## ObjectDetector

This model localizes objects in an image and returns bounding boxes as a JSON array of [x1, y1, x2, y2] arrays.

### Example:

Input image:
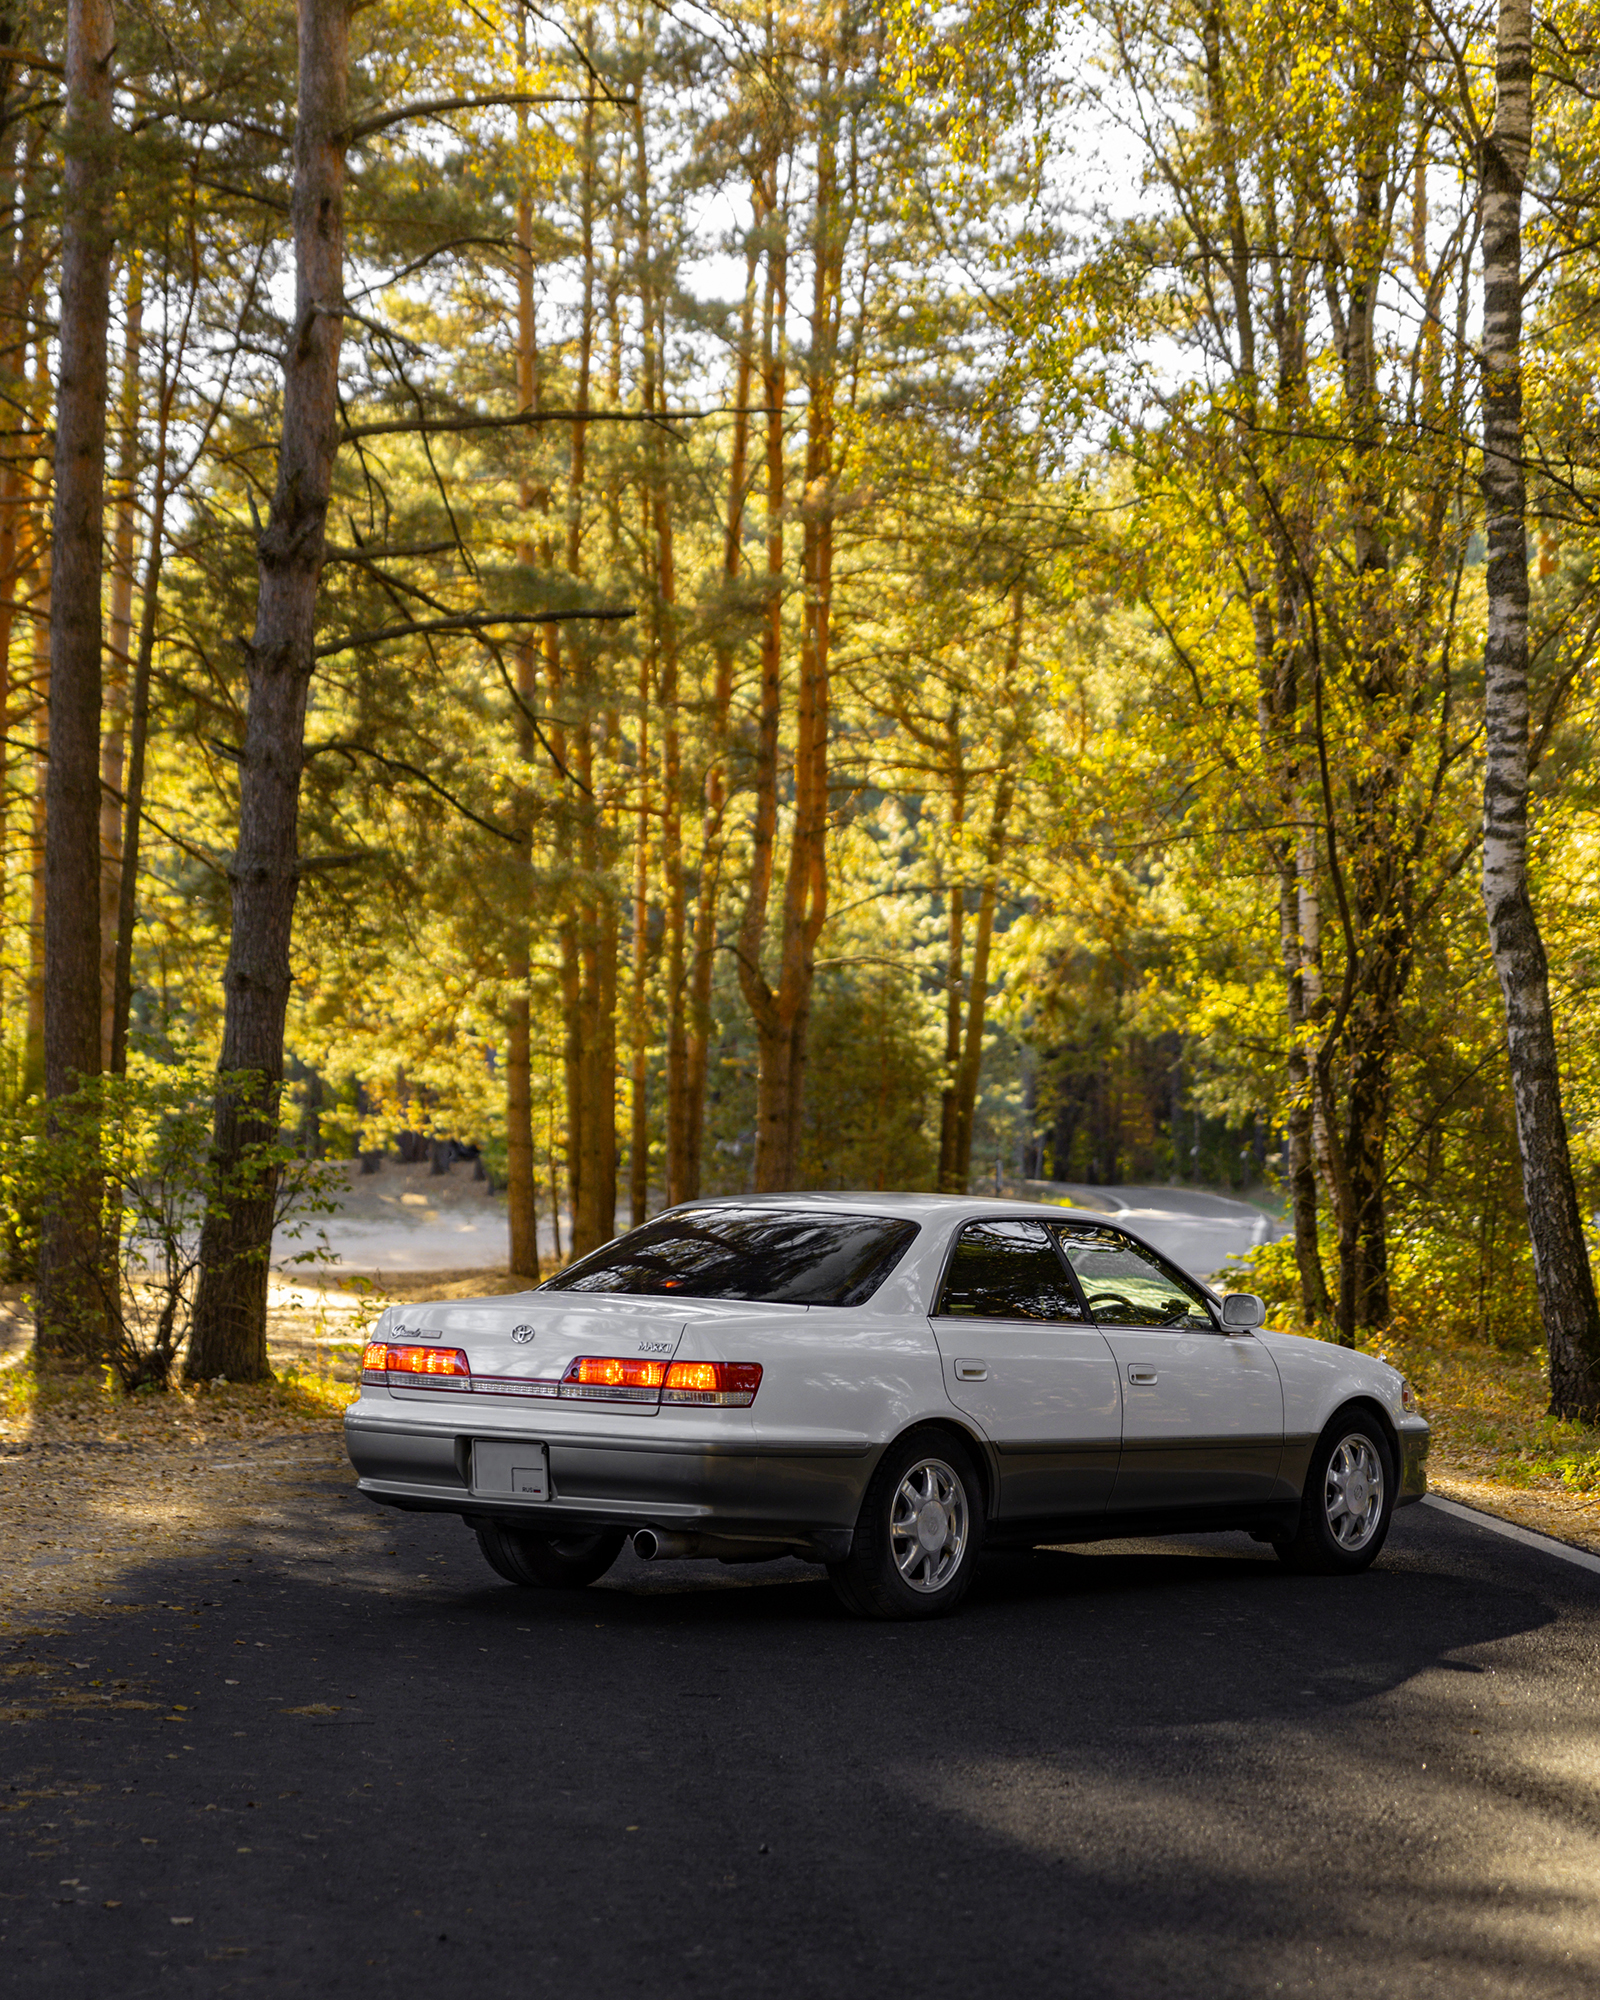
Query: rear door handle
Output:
[[954, 1359, 988, 1381], [1127, 1365, 1158, 1386]]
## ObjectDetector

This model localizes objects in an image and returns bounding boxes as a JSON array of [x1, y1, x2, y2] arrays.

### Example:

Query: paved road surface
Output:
[[270, 1177, 1284, 1285], [6, 1486, 1598, 1998], [1028, 1181, 1287, 1280]]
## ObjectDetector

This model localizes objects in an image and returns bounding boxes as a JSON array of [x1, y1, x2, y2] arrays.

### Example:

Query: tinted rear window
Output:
[[541, 1207, 919, 1307]]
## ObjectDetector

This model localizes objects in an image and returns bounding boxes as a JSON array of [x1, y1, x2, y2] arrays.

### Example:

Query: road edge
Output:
[[1421, 1493, 1600, 1577]]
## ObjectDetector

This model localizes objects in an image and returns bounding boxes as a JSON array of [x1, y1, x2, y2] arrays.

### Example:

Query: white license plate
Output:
[[471, 1440, 549, 1500]]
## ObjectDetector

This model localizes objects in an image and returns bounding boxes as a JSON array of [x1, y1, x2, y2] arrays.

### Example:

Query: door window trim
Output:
[[1048, 1221, 1221, 1332], [931, 1216, 1094, 1322]]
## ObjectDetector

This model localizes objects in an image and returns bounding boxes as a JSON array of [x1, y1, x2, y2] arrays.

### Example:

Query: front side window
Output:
[[541, 1207, 919, 1307], [936, 1221, 1086, 1321], [1052, 1224, 1214, 1329]]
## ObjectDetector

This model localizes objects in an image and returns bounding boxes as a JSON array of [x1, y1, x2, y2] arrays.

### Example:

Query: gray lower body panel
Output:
[[991, 1442, 1118, 1518], [1108, 1435, 1286, 1512], [344, 1417, 876, 1556]]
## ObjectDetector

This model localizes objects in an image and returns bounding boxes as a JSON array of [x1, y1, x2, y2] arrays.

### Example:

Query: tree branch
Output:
[[339, 408, 692, 442], [345, 91, 632, 144], [312, 607, 633, 660]]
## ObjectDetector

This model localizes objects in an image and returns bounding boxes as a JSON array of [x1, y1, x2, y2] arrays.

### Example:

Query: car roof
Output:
[[657, 1191, 1114, 1225]]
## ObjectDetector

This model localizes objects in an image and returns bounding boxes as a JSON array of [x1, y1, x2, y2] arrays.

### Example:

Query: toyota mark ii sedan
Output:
[[344, 1193, 1429, 1619]]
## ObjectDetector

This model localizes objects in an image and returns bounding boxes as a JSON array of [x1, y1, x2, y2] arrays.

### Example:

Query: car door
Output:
[[931, 1220, 1121, 1520], [1051, 1222, 1283, 1512]]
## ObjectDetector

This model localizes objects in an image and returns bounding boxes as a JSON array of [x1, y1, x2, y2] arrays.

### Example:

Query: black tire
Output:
[[828, 1430, 985, 1620], [474, 1520, 626, 1589], [1274, 1409, 1396, 1576]]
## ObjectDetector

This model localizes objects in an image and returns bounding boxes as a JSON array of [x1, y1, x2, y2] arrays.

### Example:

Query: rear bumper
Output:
[[344, 1415, 876, 1559], [1396, 1420, 1429, 1506]]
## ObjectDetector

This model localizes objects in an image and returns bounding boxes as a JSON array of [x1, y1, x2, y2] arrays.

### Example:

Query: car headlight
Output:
[[1399, 1377, 1419, 1414]]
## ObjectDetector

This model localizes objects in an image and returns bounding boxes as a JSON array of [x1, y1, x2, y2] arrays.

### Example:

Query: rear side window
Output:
[[936, 1221, 1086, 1321], [541, 1208, 920, 1307]]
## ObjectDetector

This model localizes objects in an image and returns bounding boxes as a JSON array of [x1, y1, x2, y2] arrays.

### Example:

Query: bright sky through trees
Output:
[[7, 0, 1600, 1410]]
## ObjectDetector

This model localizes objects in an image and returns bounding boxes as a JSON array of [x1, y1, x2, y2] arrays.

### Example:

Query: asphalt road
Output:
[[6, 1480, 1600, 1999]]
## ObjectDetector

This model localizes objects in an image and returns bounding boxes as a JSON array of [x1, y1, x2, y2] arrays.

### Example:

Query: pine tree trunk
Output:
[[953, 603, 1022, 1186], [739, 92, 839, 1193], [36, 0, 116, 1365], [1479, 0, 1600, 1418], [109, 409, 171, 1077], [25, 503, 46, 1081], [629, 640, 652, 1229], [187, 0, 348, 1382], [0, 92, 29, 1024], [561, 54, 612, 1256], [737, 193, 788, 1189], [681, 237, 758, 1203], [506, 995, 539, 1278], [505, 98, 541, 1283], [99, 258, 141, 1066], [656, 437, 686, 1219]]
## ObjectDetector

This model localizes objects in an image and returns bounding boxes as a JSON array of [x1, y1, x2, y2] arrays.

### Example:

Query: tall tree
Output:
[[1478, 0, 1600, 1418], [187, 0, 351, 1381], [36, 0, 116, 1364]]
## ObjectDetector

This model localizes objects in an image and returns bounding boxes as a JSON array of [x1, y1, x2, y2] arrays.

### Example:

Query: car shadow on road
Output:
[[3, 1491, 1591, 2000]]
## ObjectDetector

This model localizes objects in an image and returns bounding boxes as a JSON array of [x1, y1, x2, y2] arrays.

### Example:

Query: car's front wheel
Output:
[[1274, 1410, 1395, 1575], [474, 1521, 626, 1589], [829, 1431, 985, 1620]]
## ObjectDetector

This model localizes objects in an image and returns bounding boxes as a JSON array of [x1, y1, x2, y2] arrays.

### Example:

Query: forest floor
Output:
[[1361, 1324, 1600, 1555], [4, 1282, 1600, 1649]]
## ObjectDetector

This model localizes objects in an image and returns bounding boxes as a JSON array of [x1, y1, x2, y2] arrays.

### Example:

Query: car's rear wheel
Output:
[[1273, 1410, 1395, 1575], [474, 1521, 626, 1589], [829, 1430, 985, 1620]]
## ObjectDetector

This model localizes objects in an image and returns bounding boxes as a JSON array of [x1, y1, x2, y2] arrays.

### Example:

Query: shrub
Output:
[[1, 1062, 341, 1392]]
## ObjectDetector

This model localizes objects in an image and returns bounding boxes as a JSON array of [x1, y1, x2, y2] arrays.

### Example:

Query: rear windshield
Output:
[[541, 1207, 919, 1307]]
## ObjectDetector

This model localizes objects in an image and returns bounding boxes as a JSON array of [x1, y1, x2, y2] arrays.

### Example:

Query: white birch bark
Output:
[[1479, 0, 1600, 1417]]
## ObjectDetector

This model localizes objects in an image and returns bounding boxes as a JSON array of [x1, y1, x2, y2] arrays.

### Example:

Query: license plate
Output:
[[471, 1440, 549, 1501]]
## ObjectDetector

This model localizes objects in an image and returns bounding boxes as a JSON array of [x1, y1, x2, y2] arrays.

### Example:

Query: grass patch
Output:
[[0, 1354, 357, 1447]]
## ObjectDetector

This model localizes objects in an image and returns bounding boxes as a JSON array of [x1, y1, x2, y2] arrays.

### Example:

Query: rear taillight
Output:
[[553, 1357, 763, 1408], [662, 1361, 763, 1407], [561, 1356, 668, 1404], [362, 1343, 471, 1388]]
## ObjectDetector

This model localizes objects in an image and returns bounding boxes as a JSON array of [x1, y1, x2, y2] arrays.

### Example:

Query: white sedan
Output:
[[344, 1194, 1429, 1619]]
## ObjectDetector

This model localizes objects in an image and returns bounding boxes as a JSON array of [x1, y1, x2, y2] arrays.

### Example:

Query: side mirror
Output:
[[1219, 1293, 1266, 1332]]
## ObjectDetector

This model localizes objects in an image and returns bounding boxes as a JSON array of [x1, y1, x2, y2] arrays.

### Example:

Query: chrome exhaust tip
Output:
[[633, 1528, 702, 1561]]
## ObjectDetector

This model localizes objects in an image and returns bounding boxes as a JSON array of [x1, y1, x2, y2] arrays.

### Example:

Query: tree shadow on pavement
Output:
[[3, 1487, 1593, 2000]]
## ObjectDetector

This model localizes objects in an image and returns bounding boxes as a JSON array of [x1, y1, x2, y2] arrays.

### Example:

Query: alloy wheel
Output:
[[889, 1457, 968, 1592], [1324, 1434, 1384, 1551]]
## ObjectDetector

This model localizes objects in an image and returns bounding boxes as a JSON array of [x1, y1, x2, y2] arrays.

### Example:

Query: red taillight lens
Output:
[[372, 1344, 471, 1385], [662, 1361, 762, 1406], [570, 1356, 668, 1388], [560, 1355, 668, 1404]]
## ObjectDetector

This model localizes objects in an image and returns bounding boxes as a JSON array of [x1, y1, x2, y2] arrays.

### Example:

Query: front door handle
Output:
[[954, 1359, 988, 1381], [1127, 1365, 1158, 1386]]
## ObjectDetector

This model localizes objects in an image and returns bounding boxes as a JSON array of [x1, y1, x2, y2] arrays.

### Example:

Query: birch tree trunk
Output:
[[936, 729, 967, 1193], [1478, 0, 1600, 1419], [36, 0, 116, 1365], [187, 0, 349, 1381]]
